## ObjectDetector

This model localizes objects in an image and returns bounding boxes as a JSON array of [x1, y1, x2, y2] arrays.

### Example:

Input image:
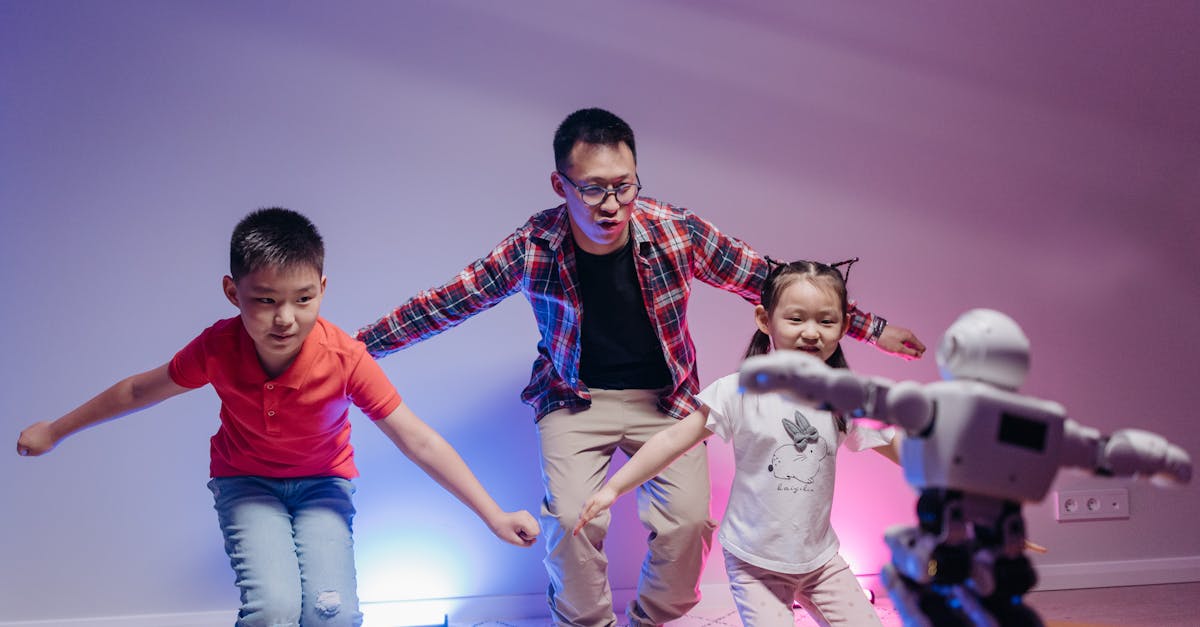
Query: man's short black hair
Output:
[[553, 108, 637, 172], [229, 207, 324, 281]]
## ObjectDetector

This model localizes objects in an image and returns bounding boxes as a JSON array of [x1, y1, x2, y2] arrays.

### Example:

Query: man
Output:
[[357, 108, 925, 626]]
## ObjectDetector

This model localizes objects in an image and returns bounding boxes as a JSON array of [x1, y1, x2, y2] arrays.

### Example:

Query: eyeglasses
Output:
[[557, 171, 642, 207]]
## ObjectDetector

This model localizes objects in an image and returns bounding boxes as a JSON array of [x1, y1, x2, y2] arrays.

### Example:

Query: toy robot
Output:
[[739, 309, 1192, 627]]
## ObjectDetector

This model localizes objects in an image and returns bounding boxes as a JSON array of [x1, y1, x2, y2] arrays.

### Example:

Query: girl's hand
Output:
[[487, 510, 540, 547], [16, 421, 58, 457], [572, 486, 618, 536]]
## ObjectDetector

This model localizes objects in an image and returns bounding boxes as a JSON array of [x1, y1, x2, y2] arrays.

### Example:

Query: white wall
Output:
[[2, 0, 1197, 622]]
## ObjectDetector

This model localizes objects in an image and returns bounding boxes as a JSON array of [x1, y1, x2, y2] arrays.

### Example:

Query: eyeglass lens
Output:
[[579, 183, 639, 206]]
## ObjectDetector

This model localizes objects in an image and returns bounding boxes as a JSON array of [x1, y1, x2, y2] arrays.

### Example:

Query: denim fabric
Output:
[[209, 476, 363, 627]]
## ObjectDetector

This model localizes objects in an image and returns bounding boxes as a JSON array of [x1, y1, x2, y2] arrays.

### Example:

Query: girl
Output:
[[573, 259, 897, 627]]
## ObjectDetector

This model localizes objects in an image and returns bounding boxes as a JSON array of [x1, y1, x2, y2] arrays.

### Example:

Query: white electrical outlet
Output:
[[1055, 488, 1129, 521]]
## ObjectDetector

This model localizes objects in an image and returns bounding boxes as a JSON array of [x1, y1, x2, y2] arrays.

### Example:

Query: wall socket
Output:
[[1054, 488, 1130, 521]]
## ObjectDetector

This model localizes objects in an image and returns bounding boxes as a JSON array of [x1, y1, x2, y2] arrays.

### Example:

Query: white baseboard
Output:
[[1033, 555, 1200, 591], [6, 559, 1199, 627], [0, 612, 234, 627]]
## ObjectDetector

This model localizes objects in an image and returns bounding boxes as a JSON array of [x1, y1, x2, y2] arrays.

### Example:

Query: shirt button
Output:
[[266, 384, 274, 390], [267, 410, 276, 416]]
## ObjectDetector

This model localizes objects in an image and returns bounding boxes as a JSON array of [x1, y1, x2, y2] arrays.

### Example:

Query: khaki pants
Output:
[[724, 551, 884, 627], [537, 388, 715, 626]]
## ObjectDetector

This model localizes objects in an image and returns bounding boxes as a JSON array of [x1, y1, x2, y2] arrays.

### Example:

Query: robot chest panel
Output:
[[902, 382, 1065, 502]]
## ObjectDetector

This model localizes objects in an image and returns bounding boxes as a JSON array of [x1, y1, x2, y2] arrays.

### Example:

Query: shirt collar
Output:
[[272, 320, 322, 390], [235, 317, 322, 390]]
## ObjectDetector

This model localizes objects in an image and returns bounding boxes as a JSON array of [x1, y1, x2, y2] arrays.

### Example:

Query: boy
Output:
[[16, 207, 538, 626]]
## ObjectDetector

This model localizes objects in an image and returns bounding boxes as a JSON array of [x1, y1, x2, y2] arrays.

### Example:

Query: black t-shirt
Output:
[[574, 237, 672, 390]]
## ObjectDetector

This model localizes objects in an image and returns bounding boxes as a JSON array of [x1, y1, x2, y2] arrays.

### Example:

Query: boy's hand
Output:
[[488, 510, 540, 547], [572, 486, 618, 536], [16, 421, 58, 457]]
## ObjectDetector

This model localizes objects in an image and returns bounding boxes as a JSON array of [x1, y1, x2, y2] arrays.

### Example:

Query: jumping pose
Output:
[[356, 108, 926, 626], [17, 208, 538, 627], [575, 259, 898, 626]]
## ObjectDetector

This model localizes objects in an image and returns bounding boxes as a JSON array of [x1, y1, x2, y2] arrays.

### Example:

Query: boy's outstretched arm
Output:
[[373, 402, 539, 547], [16, 364, 190, 457], [572, 406, 713, 536]]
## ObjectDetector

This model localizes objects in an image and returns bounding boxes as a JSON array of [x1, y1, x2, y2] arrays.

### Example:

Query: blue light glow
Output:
[[362, 600, 451, 627], [356, 529, 467, 603]]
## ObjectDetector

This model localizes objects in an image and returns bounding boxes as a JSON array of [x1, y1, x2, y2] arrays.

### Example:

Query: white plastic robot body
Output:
[[741, 352, 1068, 502], [900, 380, 1067, 503], [739, 308, 1192, 627], [739, 322, 1192, 492]]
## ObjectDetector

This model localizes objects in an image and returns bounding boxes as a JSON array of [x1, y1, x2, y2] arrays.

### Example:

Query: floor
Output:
[[446, 581, 1200, 627]]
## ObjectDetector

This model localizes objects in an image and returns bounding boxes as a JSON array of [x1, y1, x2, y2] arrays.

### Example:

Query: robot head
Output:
[[937, 309, 1031, 390]]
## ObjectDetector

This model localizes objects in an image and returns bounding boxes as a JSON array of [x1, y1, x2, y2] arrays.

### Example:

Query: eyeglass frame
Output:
[[556, 170, 643, 207]]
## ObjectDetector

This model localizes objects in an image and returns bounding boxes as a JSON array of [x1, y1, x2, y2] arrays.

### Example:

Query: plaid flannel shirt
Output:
[[356, 197, 873, 420]]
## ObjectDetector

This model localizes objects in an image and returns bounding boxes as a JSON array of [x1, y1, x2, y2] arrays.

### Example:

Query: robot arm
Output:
[[1062, 420, 1192, 486], [739, 351, 1193, 492], [739, 351, 935, 436]]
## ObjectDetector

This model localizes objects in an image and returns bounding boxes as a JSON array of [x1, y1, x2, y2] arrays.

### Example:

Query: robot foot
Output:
[[970, 554, 1043, 626], [881, 564, 975, 627], [979, 597, 1045, 627]]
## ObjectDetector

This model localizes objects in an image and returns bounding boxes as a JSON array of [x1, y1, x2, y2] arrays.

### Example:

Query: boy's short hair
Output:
[[229, 207, 324, 281], [553, 108, 637, 172]]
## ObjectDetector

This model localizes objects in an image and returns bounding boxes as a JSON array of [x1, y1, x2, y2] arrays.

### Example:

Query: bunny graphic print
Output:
[[769, 411, 831, 486], [699, 373, 891, 574]]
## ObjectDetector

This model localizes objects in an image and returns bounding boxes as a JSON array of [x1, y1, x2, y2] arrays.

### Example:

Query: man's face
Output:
[[552, 141, 638, 255]]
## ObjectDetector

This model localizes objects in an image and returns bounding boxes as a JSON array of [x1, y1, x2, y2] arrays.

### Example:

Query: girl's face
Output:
[[755, 277, 849, 362]]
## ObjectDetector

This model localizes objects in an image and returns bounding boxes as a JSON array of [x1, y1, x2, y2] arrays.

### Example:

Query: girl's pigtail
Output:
[[825, 344, 849, 370], [743, 329, 772, 359]]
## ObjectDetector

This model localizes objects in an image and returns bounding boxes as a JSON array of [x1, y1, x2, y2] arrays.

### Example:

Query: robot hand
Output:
[[1103, 428, 1192, 486], [739, 351, 935, 435], [739, 351, 871, 412]]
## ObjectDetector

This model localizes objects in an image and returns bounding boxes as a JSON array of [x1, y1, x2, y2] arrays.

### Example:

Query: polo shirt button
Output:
[[266, 384, 274, 390], [267, 410, 276, 416]]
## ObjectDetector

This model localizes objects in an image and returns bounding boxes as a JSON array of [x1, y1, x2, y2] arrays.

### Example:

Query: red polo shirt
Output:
[[169, 316, 402, 479]]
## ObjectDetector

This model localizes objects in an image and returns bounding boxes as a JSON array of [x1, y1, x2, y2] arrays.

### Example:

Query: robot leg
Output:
[[881, 562, 977, 627], [883, 526, 978, 627], [971, 503, 1044, 625]]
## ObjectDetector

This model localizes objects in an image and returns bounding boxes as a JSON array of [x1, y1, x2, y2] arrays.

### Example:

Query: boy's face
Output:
[[222, 264, 326, 375]]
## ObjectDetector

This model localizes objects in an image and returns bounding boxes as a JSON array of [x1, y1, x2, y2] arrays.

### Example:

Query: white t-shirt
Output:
[[700, 372, 893, 574]]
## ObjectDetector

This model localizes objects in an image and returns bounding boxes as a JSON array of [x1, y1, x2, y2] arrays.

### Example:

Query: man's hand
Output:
[[876, 324, 926, 360]]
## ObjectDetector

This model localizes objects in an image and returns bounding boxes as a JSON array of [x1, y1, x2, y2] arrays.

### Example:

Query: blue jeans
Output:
[[208, 476, 363, 627]]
